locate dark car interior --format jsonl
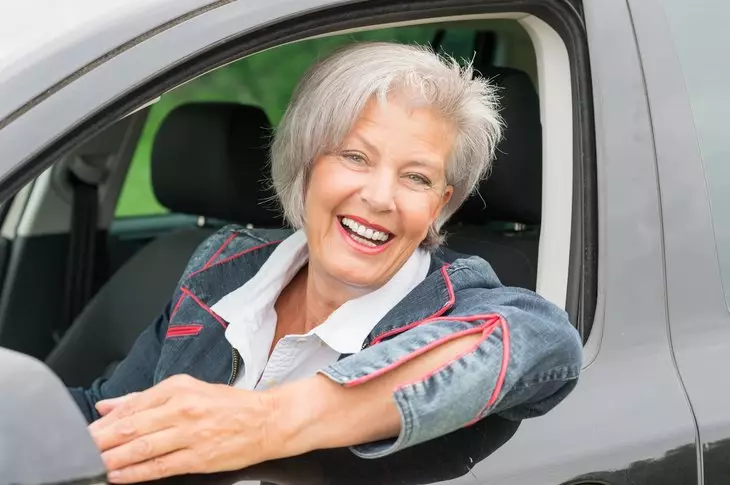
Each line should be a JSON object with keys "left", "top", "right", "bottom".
{"left": 0, "top": 22, "right": 544, "bottom": 389}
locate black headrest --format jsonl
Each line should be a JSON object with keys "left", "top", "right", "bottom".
{"left": 151, "top": 102, "right": 282, "bottom": 226}
{"left": 451, "top": 67, "right": 542, "bottom": 225}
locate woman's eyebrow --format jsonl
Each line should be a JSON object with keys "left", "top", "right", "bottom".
{"left": 351, "top": 133, "right": 442, "bottom": 172}
{"left": 405, "top": 159, "right": 441, "bottom": 172}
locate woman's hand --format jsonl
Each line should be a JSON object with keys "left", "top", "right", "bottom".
{"left": 88, "top": 374, "right": 279, "bottom": 483}
{"left": 88, "top": 332, "right": 478, "bottom": 483}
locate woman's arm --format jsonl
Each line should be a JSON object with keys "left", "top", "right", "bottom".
{"left": 88, "top": 291, "right": 580, "bottom": 483}
{"left": 88, "top": 262, "right": 582, "bottom": 483}
{"left": 269, "top": 331, "right": 485, "bottom": 455}
{"left": 88, "top": 331, "right": 484, "bottom": 483}
{"left": 317, "top": 286, "right": 583, "bottom": 458}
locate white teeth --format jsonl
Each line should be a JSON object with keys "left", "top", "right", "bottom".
{"left": 340, "top": 217, "right": 391, "bottom": 243}
{"left": 342, "top": 218, "right": 358, "bottom": 232}
{"left": 351, "top": 234, "right": 377, "bottom": 247}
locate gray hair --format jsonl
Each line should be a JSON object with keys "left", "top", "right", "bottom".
{"left": 270, "top": 41, "right": 503, "bottom": 247}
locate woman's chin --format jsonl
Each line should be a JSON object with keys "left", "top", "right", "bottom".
{"left": 318, "top": 234, "right": 397, "bottom": 288}
{"left": 335, "top": 270, "right": 380, "bottom": 289}
{"left": 325, "top": 259, "right": 385, "bottom": 290}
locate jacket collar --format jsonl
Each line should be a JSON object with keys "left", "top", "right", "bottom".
{"left": 182, "top": 240, "right": 280, "bottom": 313}
{"left": 211, "top": 230, "right": 433, "bottom": 355}
{"left": 182, "top": 238, "right": 486, "bottom": 345}
{"left": 361, "top": 248, "right": 458, "bottom": 349}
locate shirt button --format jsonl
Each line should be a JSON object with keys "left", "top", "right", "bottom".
{"left": 266, "top": 379, "right": 277, "bottom": 386}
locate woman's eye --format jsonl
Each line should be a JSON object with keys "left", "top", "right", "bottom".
{"left": 343, "top": 152, "right": 367, "bottom": 164}
{"left": 405, "top": 173, "right": 433, "bottom": 187}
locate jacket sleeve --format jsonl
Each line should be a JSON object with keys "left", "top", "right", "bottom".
{"left": 67, "top": 301, "right": 171, "bottom": 423}
{"left": 319, "top": 277, "right": 583, "bottom": 458}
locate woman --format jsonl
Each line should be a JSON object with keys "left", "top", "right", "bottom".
{"left": 73, "top": 42, "right": 583, "bottom": 483}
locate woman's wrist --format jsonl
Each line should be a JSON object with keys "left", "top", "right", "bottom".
{"left": 263, "top": 372, "right": 403, "bottom": 460}
{"left": 262, "top": 375, "right": 334, "bottom": 459}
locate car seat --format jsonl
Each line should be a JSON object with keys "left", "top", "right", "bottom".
{"left": 445, "top": 66, "right": 542, "bottom": 290}
{"left": 47, "top": 103, "right": 280, "bottom": 387}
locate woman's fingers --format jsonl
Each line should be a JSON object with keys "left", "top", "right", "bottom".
{"left": 101, "top": 426, "right": 183, "bottom": 473}
{"left": 90, "top": 405, "right": 178, "bottom": 451}
{"left": 89, "top": 382, "right": 176, "bottom": 435}
{"left": 95, "top": 393, "right": 139, "bottom": 417}
{"left": 86, "top": 376, "right": 276, "bottom": 481}
{"left": 106, "top": 448, "right": 199, "bottom": 484}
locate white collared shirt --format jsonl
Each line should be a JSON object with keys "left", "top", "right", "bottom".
{"left": 210, "top": 230, "right": 431, "bottom": 390}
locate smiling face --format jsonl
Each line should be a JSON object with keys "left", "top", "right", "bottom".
{"left": 304, "top": 96, "right": 455, "bottom": 291}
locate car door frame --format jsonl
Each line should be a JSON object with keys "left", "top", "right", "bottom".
{"left": 629, "top": 0, "right": 730, "bottom": 483}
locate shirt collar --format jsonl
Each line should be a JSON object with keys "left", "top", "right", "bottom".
{"left": 211, "top": 229, "right": 430, "bottom": 354}
{"left": 211, "top": 230, "right": 307, "bottom": 330}
{"left": 313, "top": 242, "right": 430, "bottom": 353}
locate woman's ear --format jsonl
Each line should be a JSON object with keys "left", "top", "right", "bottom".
{"left": 434, "top": 185, "right": 454, "bottom": 218}
{"left": 442, "top": 185, "right": 454, "bottom": 206}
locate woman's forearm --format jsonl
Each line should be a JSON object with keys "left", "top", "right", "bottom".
{"left": 266, "top": 332, "right": 483, "bottom": 458}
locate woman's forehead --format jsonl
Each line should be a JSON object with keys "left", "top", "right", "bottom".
{"left": 346, "top": 98, "right": 455, "bottom": 158}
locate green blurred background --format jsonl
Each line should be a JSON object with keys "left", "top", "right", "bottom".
{"left": 115, "top": 26, "right": 469, "bottom": 217}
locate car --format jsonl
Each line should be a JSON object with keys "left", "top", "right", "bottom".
{"left": 1, "top": 0, "right": 728, "bottom": 483}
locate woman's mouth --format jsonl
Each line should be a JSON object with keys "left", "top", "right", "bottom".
{"left": 337, "top": 216, "right": 395, "bottom": 253}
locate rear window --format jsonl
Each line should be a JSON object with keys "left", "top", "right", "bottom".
{"left": 661, "top": 0, "right": 730, "bottom": 301}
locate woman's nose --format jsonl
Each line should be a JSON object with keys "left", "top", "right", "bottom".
{"left": 359, "top": 170, "right": 396, "bottom": 213}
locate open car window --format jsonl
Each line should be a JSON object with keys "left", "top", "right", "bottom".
{"left": 0, "top": 2, "right": 599, "bottom": 482}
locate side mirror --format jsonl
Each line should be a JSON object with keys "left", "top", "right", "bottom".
{"left": 0, "top": 348, "right": 107, "bottom": 484}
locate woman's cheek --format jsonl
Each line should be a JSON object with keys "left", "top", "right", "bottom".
{"left": 399, "top": 196, "right": 440, "bottom": 234}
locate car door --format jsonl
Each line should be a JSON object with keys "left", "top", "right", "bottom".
{"left": 0, "top": 0, "right": 699, "bottom": 484}
{"left": 630, "top": 0, "right": 730, "bottom": 484}
{"left": 460, "top": 0, "right": 699, "bottom": 482}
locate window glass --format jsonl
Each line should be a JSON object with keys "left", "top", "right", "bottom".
{"left": 661, "top": 0, "right": 730, "bottom": 300}
{"left": 115, "top": 26, "right": 477, "bottom": 218}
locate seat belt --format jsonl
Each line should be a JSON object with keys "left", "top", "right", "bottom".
{"left": 56, "top": 156, "right": 107, "bottom": 341}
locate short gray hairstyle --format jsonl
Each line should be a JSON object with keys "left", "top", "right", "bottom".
{"left": 270, "top": 41, "right": 503, "bottom": 247}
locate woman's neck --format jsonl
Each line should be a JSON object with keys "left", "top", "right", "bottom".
{"left": 271, "top": 263, "right": 373, "bottom": 356}
{"left": 304, "top": 263, "right": 372, "bottom": 333}
{"left": 275, "top": 262, "right": 370, "bottom": 334}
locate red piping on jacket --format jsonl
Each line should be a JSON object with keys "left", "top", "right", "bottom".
{"left": 203, "top": 233, "right": 238, "bottom": 269}
{"left": 467, "top": 317, "right": 511, "bottom": 425}
{"left": 166, "top": 324, "right": 204, "bottom": 338}
{"left": 345, "top": 263, "right": 511, "bottom": 425}
{"left": 368, "top": 264, "right": 455, "bottom": 346}
{"left": 187, "top": 240, "right": 282, "bottom": 278}
{"left": 180, "top": 287, "right": 227, "bottom": 329}
{"left": 170, "top": 293, "right": 187, "bottom": 319}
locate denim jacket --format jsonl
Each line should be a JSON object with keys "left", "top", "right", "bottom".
{"left": 70, "top": 226, "right": 583, "bottom": 458}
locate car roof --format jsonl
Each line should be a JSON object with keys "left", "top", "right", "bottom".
{"left": 0, "top": 0, "right": 217, "bottom": 122}
{"left": 0, "top": 0, "right": 150, "bottom": 70}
